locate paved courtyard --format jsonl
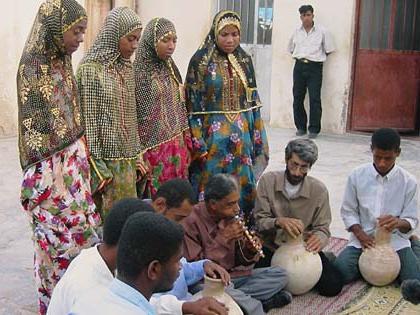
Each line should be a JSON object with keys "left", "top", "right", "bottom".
{"left": 0, "top": 127, "right": 419, "bottom": 314}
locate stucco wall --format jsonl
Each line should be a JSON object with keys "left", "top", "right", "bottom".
{"left": 136, "top": 0, "right": 216, "bottom": 78}
{"left": 269, "top": 0, "right": 356, "bottom": 133}
{"left": 0, "top": 0, "right": 86, "bottom": 138}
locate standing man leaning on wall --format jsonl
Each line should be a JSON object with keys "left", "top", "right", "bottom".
{"left": 288, "top": 4, "right": 335, "bottom": 139}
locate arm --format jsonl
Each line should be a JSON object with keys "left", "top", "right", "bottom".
{"left": 181, "top": 258, "right": 206, "bottom": 286}
{"left": 341, "top": 174, "right": 375, "bottom": 248}
{"left": 399, "top": 178, "right": 418, "bottom": 232}
{"left": 309, "top": 189, "right": 332, "bottom": 249}
{"left": 77, "top": 64, "right": 112, "bottom": 193}
{"left": 341, "top": 175, "right": 361, "bottom": 231}
{"left": 378, "top": 178, "right": 418, "bottom": 234}
{"left": 254, "top": 175, "right": 277, "bottom": 232}
{"left": 323, "top": 28, "right": 335, "bottom": 54}
{"left": 150, "top": 295, "right": 184, "bottom": 315}
{"left": 287, "top": 32, "right": 295, "bottom": 54}
{"left": 185, "top": 59, "right": 208, "bottom": 160}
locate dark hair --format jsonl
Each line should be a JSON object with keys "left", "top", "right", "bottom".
{"left": 299, "top": 5, "right": 314, "bottom": 14}
{"left": 153, "top": 179, "right": 196, "bottom": 208}
{"left": 204, "top": 174, "right": 238, "bottom": 202}
{"left": 285, "top": 139, "right": 318, "bottom": 166}
{"left": 371, "top": 128, "right": 401, "bottom": 152}
{"left": 117, "top": 212, "right": 184, "bottom": 281}
{"left": 103, "top": 198, "right": 154, "bottom": 246}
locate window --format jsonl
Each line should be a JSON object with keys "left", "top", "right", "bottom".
{"left": 217, "top": 0, "right": 273, "bottom": 45}
{"left": 359, "top": 0, "right": 420, "bottom": 51}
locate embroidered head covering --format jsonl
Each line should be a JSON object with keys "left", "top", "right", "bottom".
{"left": 81, "top": 6, "right": 142, "bottom": 65}
{"left": 133, "top": 17, "right": 189, "bottom": 152}
{"left": 77, "top": 7, "right": 142, "bottom": 160}
{"left": 17, "top": 0, "right": 87, "bottom": 171}
{"left": 186, "top": 9, "right": 260, "bottom": 115}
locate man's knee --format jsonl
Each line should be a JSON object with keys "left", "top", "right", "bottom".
{"left": 333, "top": 247, "right": 362, "bottom": 284}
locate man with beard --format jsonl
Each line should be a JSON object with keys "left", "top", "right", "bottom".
{"left": 253, "top": 139, "right": 343, "bottom": 296}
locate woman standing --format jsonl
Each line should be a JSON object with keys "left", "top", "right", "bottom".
{"left": 134, "top": 18, "right": 191, "bottom": 198}
{"left": 186, "top": 10, "right": 269, "bottom": 221}
{"left": 17, "top": 1, "right": 100, "bottom": 313}
{"left": 77, "top": 7, "right": 143, "bottom": 218}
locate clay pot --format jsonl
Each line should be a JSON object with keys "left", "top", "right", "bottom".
{"left": 358, "top": 227, "right": 401, "bottom": 286}
{"left": 191, "top": 275, "right": 243, "bottom": 315}
{"left": 271, "top": 233, "right": 322, "bottom": 295}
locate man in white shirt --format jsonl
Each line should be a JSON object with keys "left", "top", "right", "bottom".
{"left": 288, "top": 4, "right": 335, "bottom": 139}
{"left": 70, "top": 212, "right": 186, "bottom": 315}
{"left": 334, "top": 128, "right": 420, "bottom": 285}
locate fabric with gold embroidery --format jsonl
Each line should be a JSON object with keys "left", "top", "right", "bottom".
{"left": 185, "top": 10, "right": 269, "bottom": 219}
{"left": 17, "top": 0, "right": 87, "bottom": 171}
{"left": 77, "top": 7, "right": 142, "bottom": 159}
{"left": 134, "top": 17, "right": 189, "bottom": 152}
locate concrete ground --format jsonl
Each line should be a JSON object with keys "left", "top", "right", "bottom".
{"left": 0, "top": 127, "right": 419, "bottom": 315}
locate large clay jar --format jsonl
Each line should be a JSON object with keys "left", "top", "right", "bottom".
{"left": 358, "top": 227, "right": 401, "bottom": 286}
{"left": 271, "top": 233, "right": 322, "bottom": 295}
{"left": 191, "top": 275, "right": 243, "bottom": 315}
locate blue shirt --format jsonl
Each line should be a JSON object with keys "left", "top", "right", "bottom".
{"left": 69, "top": 278, "right": 156, "bottom": 315}
{"left": 155, "top": 258, "right": 207, "bottom": 300}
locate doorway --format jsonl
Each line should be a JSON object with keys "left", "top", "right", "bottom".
{"left": 350, "top": 0, "right": 420, "bottom": 135}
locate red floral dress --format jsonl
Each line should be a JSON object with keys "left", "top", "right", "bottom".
{"left": 21, "top": 138, "right": 100, "bottom": 314}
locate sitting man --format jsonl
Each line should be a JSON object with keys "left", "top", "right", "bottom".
{"left": 334, "top": 128, "right": 419, "bottom": 287}
{"left": 182, "top": 174, "right": 291, "bottom": 315}
{"left": 151, "top": 178, "right": 231, "bottom": 314}
{"left": 49, "top": 197, "right": 227, "bottom": 315}
{"left": 253, "top": 138, "right": 343, "bottom": 297}
{"left": 70, "top": 212, "right": 189, "bottom": 314}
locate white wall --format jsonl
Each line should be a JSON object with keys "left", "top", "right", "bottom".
{"left": 0, "top": 0, "right": 86, "bottom": 138}
{"left": 1, "top": 0, "right": 356, "bottom": 137}
{"left": 269, "top": 0, "right": 356, "bottom": 133}
{"left": 136, "top": 0, "right": 216, "bottom": 78}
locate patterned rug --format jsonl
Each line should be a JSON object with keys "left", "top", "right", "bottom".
{"left": 268, "top": 237, "right": 420, "bottom": 315}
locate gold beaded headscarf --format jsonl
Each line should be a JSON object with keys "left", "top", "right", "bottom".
{"left": 81, "top": 6, "right": 142, "bottom": 65}
{"left": 214, "top": 10, "right": 241, "bottom": 39}
{"left": 190, "top": 10, "right": 259, "bottom": 110}
{"left": 133, "top": 17, "right": 189, "bottom": 152}
{"left": 17, "top": 0, "right": 87, "bottom": 171}
{"left": 77, "top": 7, "right": 143, "bottom": 160}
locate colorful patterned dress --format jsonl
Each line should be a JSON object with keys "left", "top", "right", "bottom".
{"left": 134, "top": 18, "right": 191, "bottom": 198}
{"left": 185, "top": 11, "right": 269, "bottom": 219}
{"left": 77, "top": 7, "right": 143, "bottom": 218}
{"left": 16, "top": 1, "right": 100, "bottom": 313}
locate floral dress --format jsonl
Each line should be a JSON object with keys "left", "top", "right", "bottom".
{"left": 186, "top": 11, "right": 269, "bottom": 220}
{"left": 21, "top": 139, "right": 100, "bottom": 314}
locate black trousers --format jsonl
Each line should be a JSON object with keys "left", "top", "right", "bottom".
{"left": 255, "top": 246, "right": 343, "bottom": 297}
{"left": 292, "top": 60, "right": 323, "bottom": 134}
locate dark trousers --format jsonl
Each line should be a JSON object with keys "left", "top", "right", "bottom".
{"left": 292, "top": 60, "right": 323, "bottom": 134}
{"left": 256, "top": 246, "right": 343, "bottom": 297}
{"left": 334, "top": 246, "right": 420, "bottom": 285}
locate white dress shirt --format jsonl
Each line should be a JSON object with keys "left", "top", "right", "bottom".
{"left": 47, "top": 245, "right": 113, "bottom": 315}
{"left": 341, "top": 163, "right": 418, "bottom": 251}
{"left": 69, "top": 278, "right": 156, "bottom": 315}
{"left": 288, "top": 23, "right": 335, "bottom": 62}
{"left": 48, "top": 245, "right": 186, "bottom": 315}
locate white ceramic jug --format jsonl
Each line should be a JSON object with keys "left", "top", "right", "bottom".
{"left": 271, "top": 233, "right": 323, "bottom": 295}
{"left": 191, "top": 275, "right": 243, "bottom": 315}
{"left": 358, "top": 227, "right": 401, "bottom": 286}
